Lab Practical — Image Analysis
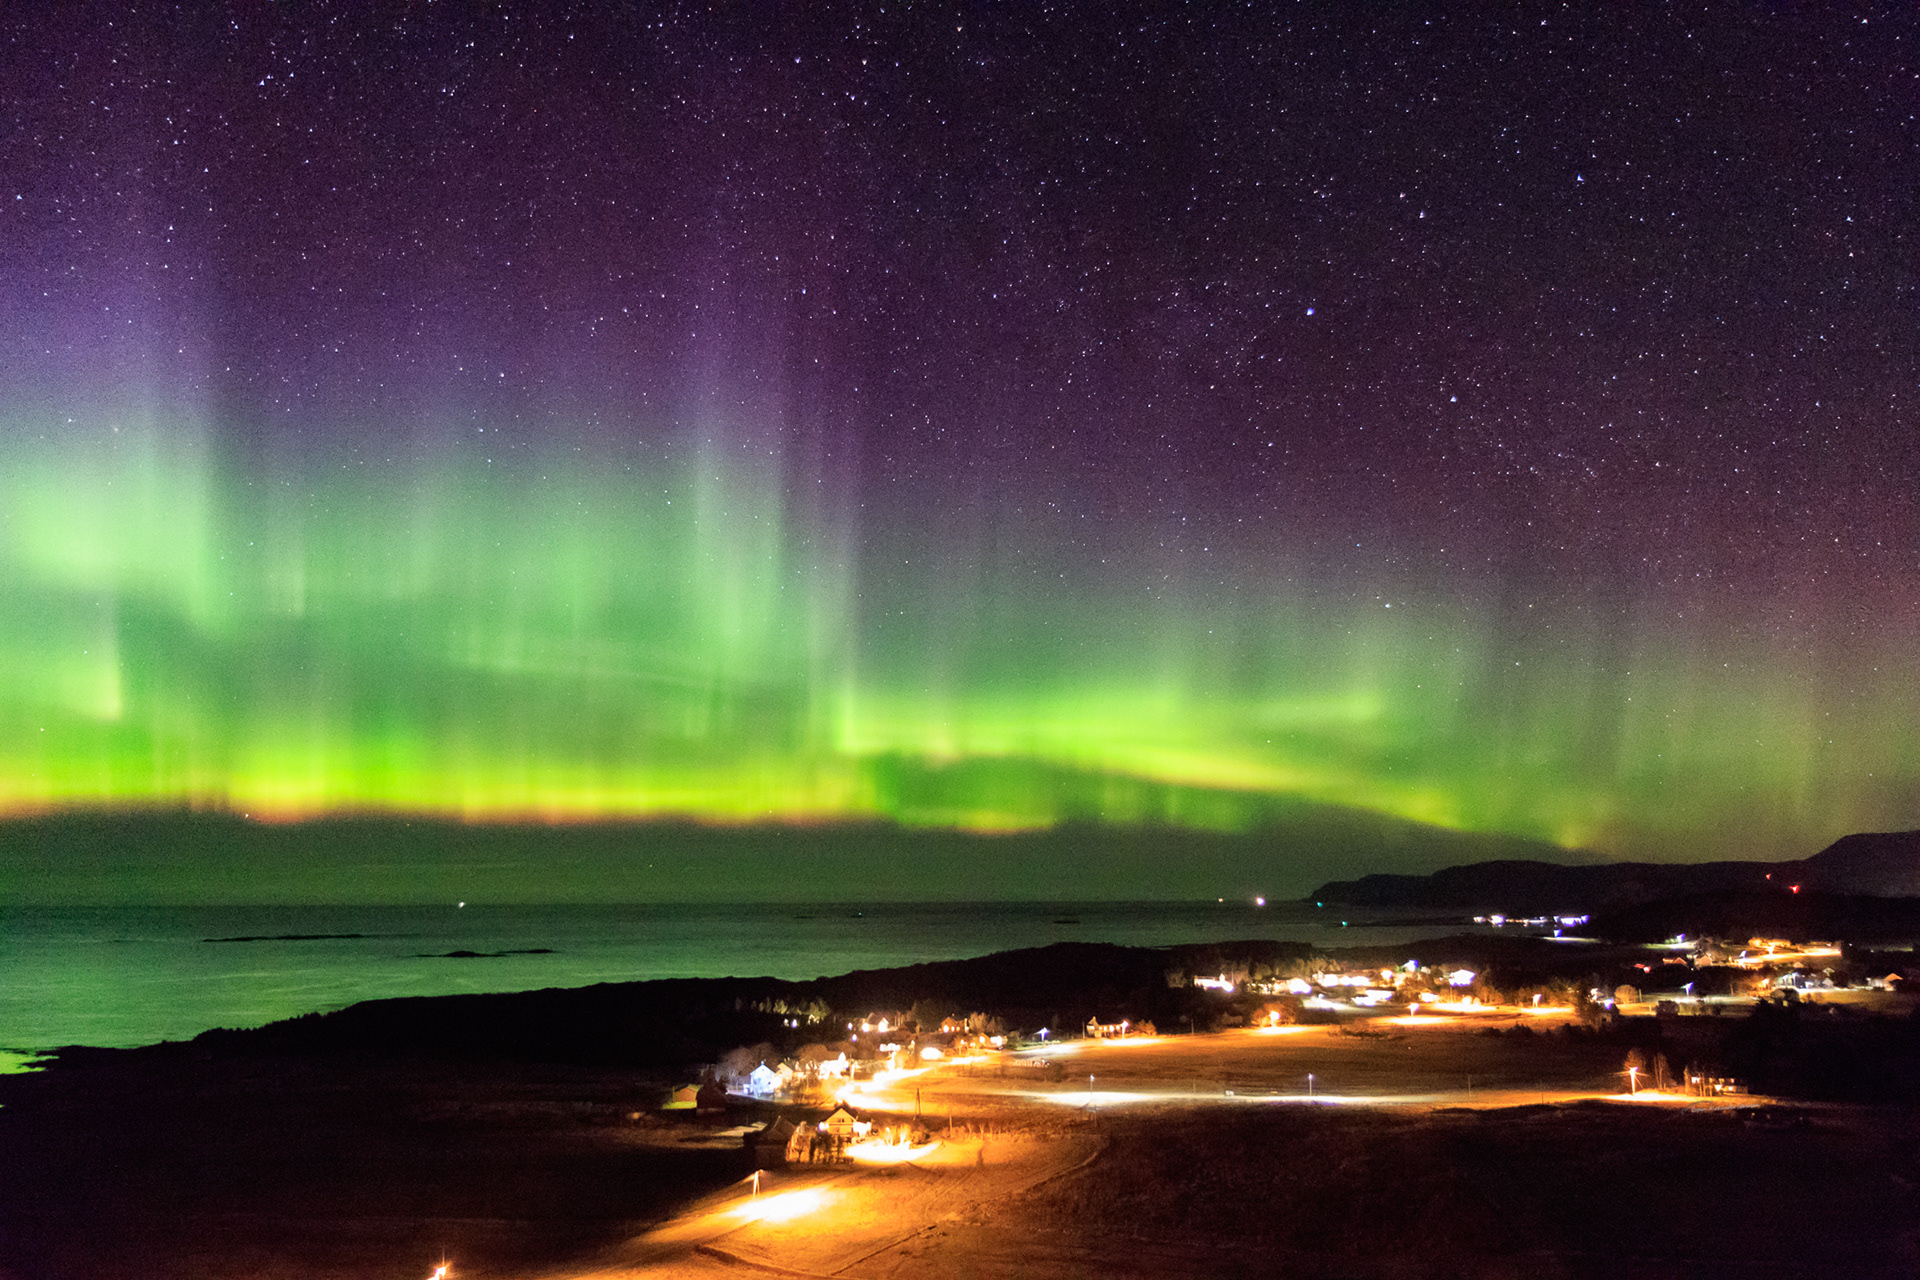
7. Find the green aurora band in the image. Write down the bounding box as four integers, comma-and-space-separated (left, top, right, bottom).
1, 411, 1913, 862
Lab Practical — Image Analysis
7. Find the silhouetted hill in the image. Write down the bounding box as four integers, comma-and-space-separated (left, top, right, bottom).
1800, 830, 1920, 895
1309, 830, 1920, 915
1308, 858, 1779, 915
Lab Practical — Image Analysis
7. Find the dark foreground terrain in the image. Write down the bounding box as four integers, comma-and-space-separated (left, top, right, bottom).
5, 1046, 1918, 1279
981, 1103, 1920, 1280
0, 1052, 737, 1280
6, 933, 1920, 1278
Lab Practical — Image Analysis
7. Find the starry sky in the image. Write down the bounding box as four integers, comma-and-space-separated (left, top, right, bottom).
1, 3, 1916, 889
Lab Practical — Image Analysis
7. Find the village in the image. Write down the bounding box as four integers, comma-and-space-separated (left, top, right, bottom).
508, 931, 1917, 1278
652, 930, 1916, 1166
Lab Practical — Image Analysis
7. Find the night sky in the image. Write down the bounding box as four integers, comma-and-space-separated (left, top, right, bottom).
2, 4, 1916, 888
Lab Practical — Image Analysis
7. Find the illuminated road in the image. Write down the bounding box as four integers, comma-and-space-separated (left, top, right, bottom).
528, 1014, 1736, 1278
532, 1129, 1102, 1279
836, 1014, 1643, 1115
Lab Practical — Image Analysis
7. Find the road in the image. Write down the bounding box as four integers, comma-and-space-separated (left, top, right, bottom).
525, 1011, 1732, 1279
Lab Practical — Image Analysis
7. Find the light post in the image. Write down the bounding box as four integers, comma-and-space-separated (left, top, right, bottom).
1307, 1072, 1314, 1098
1627, 1066, 1639, 1096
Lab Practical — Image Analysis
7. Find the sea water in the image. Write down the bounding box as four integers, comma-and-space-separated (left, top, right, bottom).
0, 900, 1465, 1056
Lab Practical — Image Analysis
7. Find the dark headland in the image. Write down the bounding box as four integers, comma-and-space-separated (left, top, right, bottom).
1310, 829, 1920, 915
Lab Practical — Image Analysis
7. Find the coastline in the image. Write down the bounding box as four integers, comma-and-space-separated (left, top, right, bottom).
0, 899, 1481, 1056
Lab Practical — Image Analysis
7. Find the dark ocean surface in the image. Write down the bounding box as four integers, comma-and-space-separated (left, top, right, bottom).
0, 900, 1473, 1061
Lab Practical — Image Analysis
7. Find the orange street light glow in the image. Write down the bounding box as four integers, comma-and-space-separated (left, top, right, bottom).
736, 1187, 833, 1224
846, 1138, 942, 1165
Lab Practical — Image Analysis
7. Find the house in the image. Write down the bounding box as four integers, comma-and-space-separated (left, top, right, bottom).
822, 1105, 861, 1142
663, 1083, 700, 1110
1085, 1017, 1130, 1039
747, 1062, 783, 1097
790, 1104, 871, 1165
1685, 1071, 1748, 1097
694, 1081, 729, 1114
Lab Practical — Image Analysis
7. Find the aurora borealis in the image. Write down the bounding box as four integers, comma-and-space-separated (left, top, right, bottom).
2, 4, 1917, 894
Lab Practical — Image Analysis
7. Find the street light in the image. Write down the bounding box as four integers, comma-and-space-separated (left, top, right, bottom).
1627, 1066, 1639, 1095
1307, 1072, 1315, 1097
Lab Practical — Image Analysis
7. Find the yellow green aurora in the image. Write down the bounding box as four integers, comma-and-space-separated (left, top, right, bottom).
2, 415, 1911, 868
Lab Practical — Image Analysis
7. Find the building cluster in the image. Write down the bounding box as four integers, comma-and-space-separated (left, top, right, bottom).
709, 1009, 1009, 1101
1471, 913, 1592, 933
1618, 935, 1914, 1008
740, 1105, 925, 1168
1233, 961, 1492, 1010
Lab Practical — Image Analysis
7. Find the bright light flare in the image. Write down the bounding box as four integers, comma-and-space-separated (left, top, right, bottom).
845, 1138, 942, 1165
736, 1187, 833, 1224
1417, 998, 1500, 1015
1082, 1032, 1165, 1048
866, 1064, 932, 1087
1048, 1089, 1156, 1108
1036, 1087, 1423, 1108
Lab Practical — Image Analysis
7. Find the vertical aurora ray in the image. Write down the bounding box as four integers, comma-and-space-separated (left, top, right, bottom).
0, 412, 854, 819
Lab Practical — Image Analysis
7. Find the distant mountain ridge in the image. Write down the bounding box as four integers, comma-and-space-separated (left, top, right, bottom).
1307, 830, 1920, 916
